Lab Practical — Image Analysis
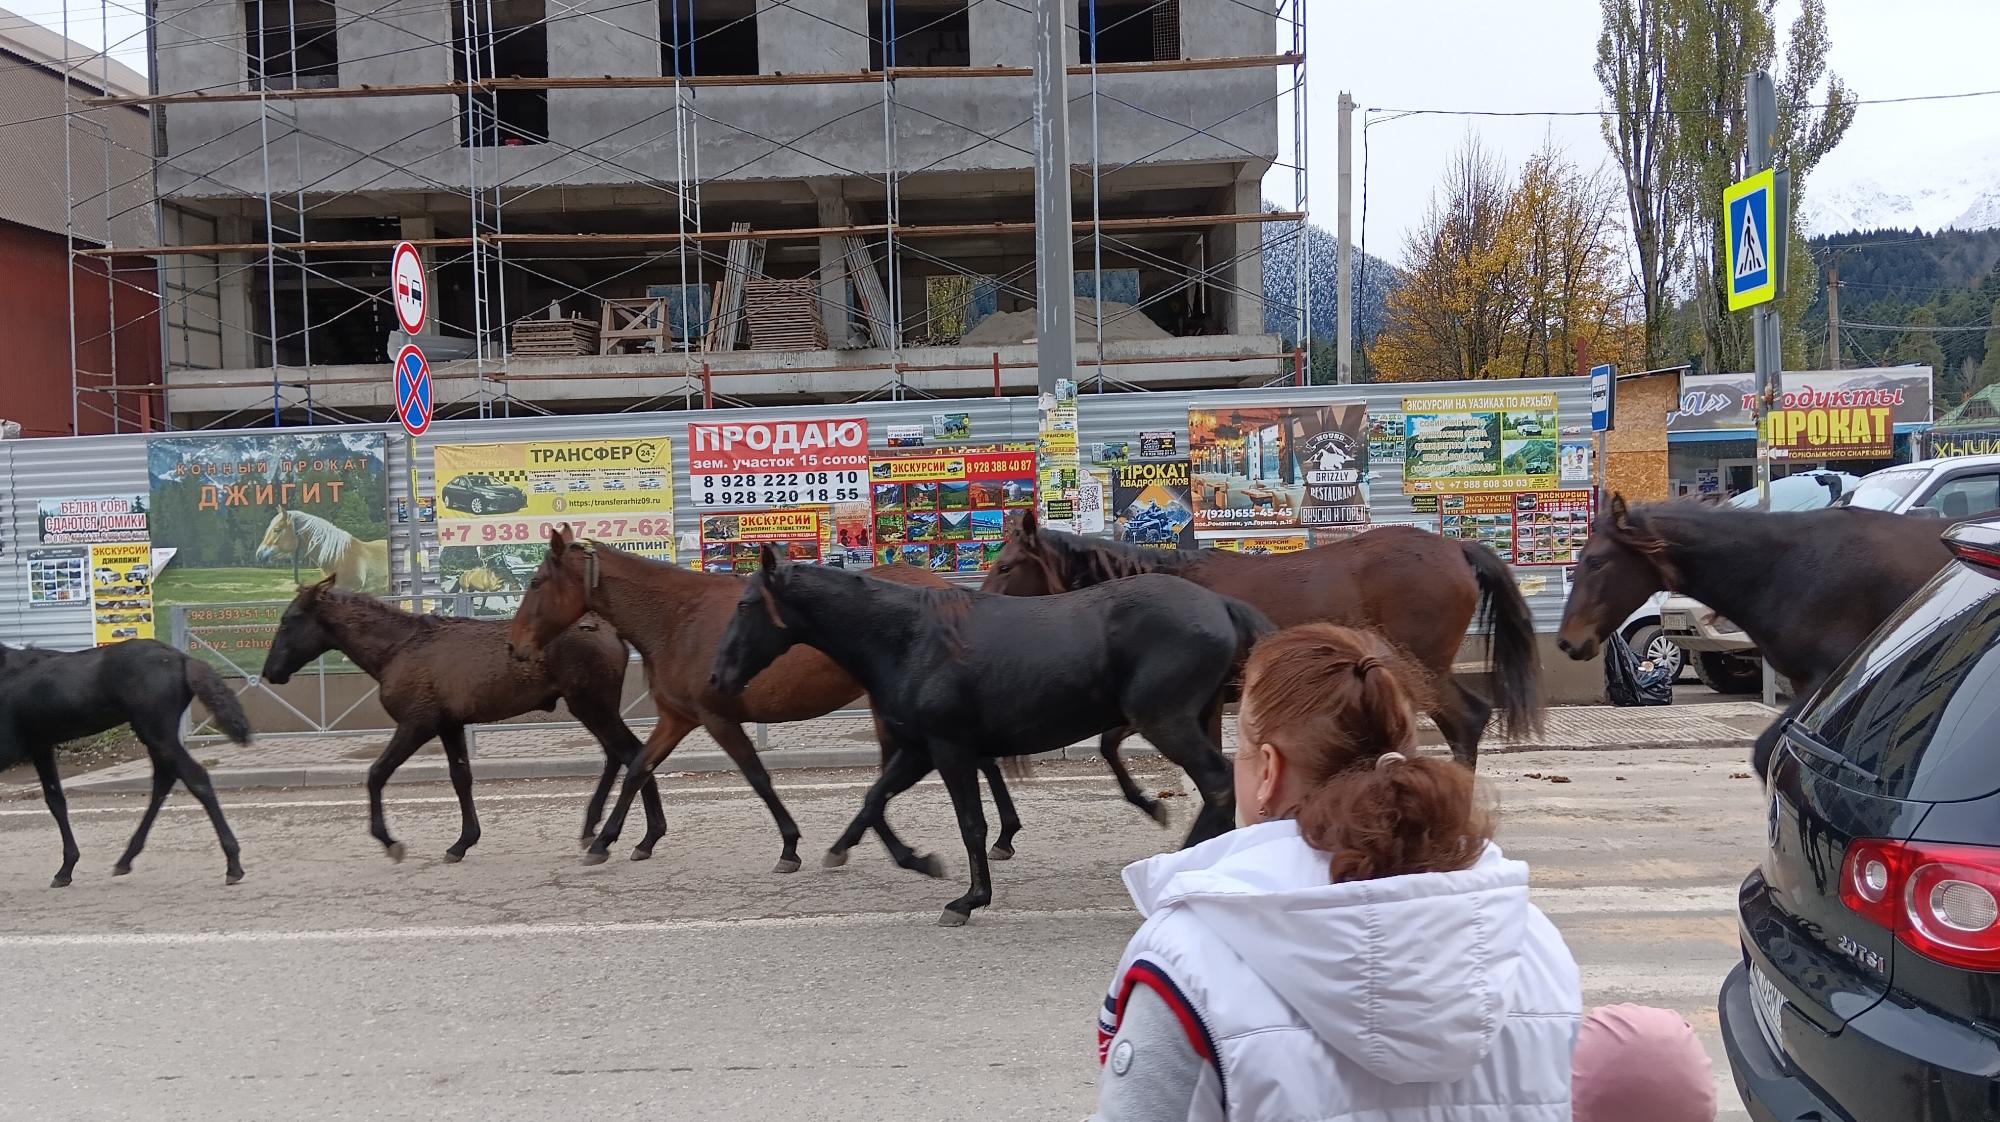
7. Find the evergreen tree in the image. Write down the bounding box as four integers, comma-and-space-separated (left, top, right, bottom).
1979, 297, 2000, 393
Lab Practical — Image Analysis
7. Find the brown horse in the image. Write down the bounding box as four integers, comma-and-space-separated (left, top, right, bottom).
261, 578, 666, 863
504, 530, 1035, 873
1556, 495, 1954, 774
982, 511, 1544, 767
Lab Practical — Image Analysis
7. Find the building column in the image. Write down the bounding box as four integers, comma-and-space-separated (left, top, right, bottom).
810, 179, 854, 347
217, 216, 258, 369
1213, 167, 1266, 336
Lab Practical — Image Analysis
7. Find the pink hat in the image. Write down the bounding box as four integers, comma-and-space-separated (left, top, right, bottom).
1572, 1004, 1716, 1122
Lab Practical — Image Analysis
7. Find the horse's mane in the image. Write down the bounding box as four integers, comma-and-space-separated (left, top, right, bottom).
1037, 528, 1193, 588
318, 585, 448, 633
281, 509, 356, 563
1602, 499, 1783, 589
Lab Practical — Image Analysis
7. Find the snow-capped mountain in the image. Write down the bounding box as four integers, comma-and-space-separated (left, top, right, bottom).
1804, 155, 2000, 236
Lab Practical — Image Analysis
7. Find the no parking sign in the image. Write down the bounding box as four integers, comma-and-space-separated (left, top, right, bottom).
395, 344, 432, 437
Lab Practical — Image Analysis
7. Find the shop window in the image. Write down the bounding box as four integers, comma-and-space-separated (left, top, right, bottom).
868, 1, 970, 69
661, 0, 759, 76
1079, 0, 1180, 63
454, 0, 549, 147
246, 0, 339, 90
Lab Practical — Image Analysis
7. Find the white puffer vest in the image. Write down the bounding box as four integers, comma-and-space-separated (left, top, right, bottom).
1096, 821, 1581, 1122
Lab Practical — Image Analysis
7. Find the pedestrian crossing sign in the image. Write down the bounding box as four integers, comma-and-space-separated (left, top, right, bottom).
1724, 168, 1777, 311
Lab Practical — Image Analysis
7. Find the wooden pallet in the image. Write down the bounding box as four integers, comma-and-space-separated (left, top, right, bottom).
742, 279, 827, 351
511, 313, 600, 357
598, 297, 670, 355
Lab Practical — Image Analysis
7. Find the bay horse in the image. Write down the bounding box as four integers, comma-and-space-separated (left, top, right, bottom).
0, 639, 248, 887
711, 545, 1271, 927
1556, 494, 1954, 775
257, 508, 391, 590
504, 528, 1032, 874
261, 578, 665, 863
983, 510, 1544, 768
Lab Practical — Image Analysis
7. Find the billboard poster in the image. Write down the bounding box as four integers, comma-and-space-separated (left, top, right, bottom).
1111, 458, 1196, 549
1206, 532, 1310, 555
871, 445, 1035, 574
1560, 440, 1593, 484
1438, 490, 1593, 567
1401, 392, 1559, 494
432, 437, 674, 556
698, 509, 823, 574
1038, 379, 1081, 532
38, 494, 149, 544
1927, 429, 2000, 459
89, 542, 154, 644
825, 501, 874, 568
1667, 368, 1931, 456
1366, 413, 1406, 465
28, 547, 87, 608
687, 417, 868, 509
1187, 401, 1369, 530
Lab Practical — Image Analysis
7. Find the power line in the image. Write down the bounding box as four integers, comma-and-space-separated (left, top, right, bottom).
1844, 321, 1995, 333
1364, 87, 2000, 120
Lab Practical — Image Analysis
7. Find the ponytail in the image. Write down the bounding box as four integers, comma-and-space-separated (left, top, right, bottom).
1240, 624, 1491, 884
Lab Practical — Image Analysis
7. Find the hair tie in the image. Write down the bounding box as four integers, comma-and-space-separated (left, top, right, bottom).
1353, 656, 1381, 678
1374, 751, 1407, 771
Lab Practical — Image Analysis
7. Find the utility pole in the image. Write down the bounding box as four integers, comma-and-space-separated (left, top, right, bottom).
1335, 91, 1354, 385
1826, 260, 1841, 370
1744, 69, 1783, 709
1031, 0, 1075, 395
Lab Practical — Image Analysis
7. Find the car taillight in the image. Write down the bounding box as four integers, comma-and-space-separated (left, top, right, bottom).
1946, 540, 2000, 570
1842, 839, 2000, 972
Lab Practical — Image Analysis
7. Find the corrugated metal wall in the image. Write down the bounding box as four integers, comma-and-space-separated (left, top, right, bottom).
1, 376, 1589, 651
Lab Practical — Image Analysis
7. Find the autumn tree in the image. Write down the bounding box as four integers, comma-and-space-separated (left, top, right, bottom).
1980, 299, 2000, 393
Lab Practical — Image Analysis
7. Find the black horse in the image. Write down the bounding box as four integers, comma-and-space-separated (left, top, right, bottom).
711, 545, 1271, 927
0, 640, 250, 887
1557, 495, 1954, 775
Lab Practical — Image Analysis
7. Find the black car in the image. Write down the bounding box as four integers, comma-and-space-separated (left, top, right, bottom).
1721, 517, 2000, 1121
440, 473, 528, 515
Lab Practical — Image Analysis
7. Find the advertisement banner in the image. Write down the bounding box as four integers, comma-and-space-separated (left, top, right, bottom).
148, 431, 390, 617
1037, 379, 1081, 532
28, 547, 87, 608
38, 494, 150, 544
1666, 368, 1932, 451
871, 445, 1035, 574
1560, 440, 1593, 484
1927, 429, 2000, 459
1401, 392, 1559, 494
826, 501, 874, 568
687, 417, 869, 508
1367, 413, 1406, 465
698, 509, 822, 573
89, 542, 154, 644
1188, 402, 1369, 530
1438, 490, 1593, 567
1207, 532, 1310, 555
1111, 458, 1196, 549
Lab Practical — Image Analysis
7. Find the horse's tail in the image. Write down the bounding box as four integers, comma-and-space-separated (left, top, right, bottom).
185, 657, 254, 745
1222, 596, 1277, 672
1459, 540, 1545, 738
999, 755, 1034, 781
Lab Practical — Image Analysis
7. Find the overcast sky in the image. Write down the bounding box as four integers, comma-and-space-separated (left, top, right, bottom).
1283, 0, 2000, 265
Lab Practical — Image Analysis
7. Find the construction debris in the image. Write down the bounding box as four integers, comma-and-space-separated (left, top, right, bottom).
961, 297, 1172, 346
742, 279, 827, 351
511, 305, 601, 356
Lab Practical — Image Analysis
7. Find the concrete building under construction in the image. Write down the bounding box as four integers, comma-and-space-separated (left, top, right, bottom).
92, 0, 1310, 426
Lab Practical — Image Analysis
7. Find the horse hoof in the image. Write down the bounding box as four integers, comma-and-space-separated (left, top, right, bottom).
1145, 801, 1171, 827
111, 864, 132, 877
443, 850, 465, 864
913, 853, 947, 879
226, 870, 245, 886
988, 844, 1015, 861
822, 850, 850, 869
581, 850, 610, 867
630, 847, 654, 862
773, 857, 801, 874
937, 909, 970, 928
50, 876, 71, 889
579, 835, 594, 850
386, 842, 406, 864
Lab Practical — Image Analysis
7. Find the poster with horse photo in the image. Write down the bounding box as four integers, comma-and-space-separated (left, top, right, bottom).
1187, 402, 1370, 531
148, 432, 389, 669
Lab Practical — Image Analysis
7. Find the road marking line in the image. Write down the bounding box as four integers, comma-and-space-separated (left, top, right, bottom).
0, 884, 1733, 949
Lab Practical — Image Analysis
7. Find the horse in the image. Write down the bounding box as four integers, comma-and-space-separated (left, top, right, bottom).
504, 528, 1034, 873
711, 546, 1270, 926
257, 508, 391, 590
982, 509, 1543, 768
0, 640, 248, 887
1556, 494, 1954, 775
261, 577, 666, 863
454, 566, 510, 593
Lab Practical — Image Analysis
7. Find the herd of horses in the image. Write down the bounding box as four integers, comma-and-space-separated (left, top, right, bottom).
0, 493, 1962, 925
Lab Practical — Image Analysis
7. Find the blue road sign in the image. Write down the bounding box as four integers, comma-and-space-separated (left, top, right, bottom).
1724, 168, 1776, 311
1589, 364, 1615, 432
394, 344, 432, 436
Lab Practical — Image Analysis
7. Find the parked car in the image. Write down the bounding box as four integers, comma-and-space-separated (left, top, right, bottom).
440, 473, 528, 515
1833, 452, 2000, 522
1662, 471, 1861, 693
1721, 515, 2000, 1121
602, 477, 626, 491
638, 475, 663, 491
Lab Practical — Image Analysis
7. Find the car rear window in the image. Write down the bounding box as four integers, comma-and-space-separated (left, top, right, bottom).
1795, 562, 2000, 801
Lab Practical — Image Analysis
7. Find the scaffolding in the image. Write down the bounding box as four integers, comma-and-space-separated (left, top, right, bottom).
54, 0, 1313, 430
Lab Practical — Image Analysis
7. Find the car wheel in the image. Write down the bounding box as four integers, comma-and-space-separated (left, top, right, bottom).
470, 497, 485, 514
1695, 652, 1764, 694
1625, 622, 1684, 682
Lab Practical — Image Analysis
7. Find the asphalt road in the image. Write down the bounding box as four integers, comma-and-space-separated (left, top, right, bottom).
0, 747, 1763, 1121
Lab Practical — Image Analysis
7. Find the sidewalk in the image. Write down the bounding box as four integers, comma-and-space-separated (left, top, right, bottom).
23, 700, 1780, 796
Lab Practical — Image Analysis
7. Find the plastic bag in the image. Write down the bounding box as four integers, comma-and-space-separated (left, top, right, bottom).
1604, 630, 1674, 707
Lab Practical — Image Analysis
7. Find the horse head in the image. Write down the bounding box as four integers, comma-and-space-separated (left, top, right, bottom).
711, 544, 805, 695
980, 509, 1065, 596
255, 509, 298, 563
1557, 494, 1679, 661
263, 575, 338, 684
508, 525, 591, 661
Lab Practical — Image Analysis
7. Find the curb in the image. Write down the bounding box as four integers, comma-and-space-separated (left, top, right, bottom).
54, 735, 1758, 795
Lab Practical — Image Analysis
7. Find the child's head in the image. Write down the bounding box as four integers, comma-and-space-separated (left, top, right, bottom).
1236, 623, 1490, 882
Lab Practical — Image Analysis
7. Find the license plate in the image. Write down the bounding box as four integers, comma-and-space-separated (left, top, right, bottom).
1749, 964, 1788, 1058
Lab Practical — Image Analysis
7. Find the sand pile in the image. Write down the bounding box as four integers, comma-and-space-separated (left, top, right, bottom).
961, 297, 1172, 345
